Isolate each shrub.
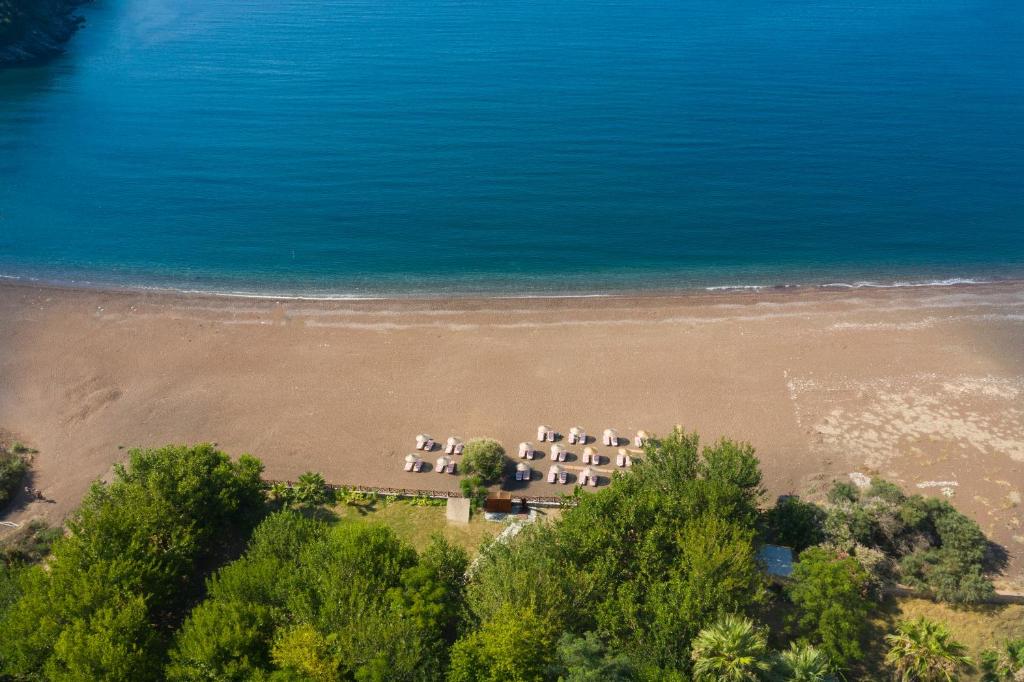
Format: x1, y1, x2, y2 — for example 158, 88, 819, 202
460, 475, 488, 510
764, 497, 826, 552
461, 439, 507, 484
827, 481, 860, 505
0, 451, 28, 508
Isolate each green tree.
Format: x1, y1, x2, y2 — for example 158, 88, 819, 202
169, 512, 447, 681
394, 535, 469, 645
884, 617, 973, 682
0, 444, 266, 680
447, 605, 558, 682
786, 547, 872, 667
461, 439, 507, 484
690, 614, 771, 682
771, 643, 837, 682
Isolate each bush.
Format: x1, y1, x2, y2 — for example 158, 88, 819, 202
819, 478, 995, 604
461, 439, 507, 484
827, 481, 860, 505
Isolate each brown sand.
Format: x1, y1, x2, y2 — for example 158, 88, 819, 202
1, 281, 1022, 582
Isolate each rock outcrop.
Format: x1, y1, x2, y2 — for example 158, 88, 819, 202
0, 0, 91, 68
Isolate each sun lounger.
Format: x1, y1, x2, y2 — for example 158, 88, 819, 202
447, 462, 456, 474
582, 452, 591, 464
616, 453, 626, 467
424, 439, 435, 451
454, 443, 464, 454
547, 471, 556, 483
445, 442, 455, 454
417, 460, 427, 472
589, 475, 597, 487
416, 441, 425, 450
546, 430, 556, 442
568, 433, 577, 445
559, 471, 568, 484
404, 461, 414, 472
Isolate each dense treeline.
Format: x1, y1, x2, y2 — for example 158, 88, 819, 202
0, 0, 89, 67
0, 435, 1019, 681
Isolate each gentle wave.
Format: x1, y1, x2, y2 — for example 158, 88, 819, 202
705, 277, 993, 293
0, 269, 1017, 302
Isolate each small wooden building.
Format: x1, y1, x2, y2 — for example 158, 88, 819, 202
484, 491, 513, 513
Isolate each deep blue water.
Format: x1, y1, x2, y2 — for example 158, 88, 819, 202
1, 0, 1023, 295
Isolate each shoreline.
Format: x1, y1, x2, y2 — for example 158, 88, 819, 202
1, 278, 1022, 583
0, 270, 1020, 305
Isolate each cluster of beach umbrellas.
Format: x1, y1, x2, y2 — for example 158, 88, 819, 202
406, 434, 463, 474
404, 427, 652, 484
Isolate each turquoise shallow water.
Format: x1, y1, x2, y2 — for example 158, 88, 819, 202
1, 0, 1023, 295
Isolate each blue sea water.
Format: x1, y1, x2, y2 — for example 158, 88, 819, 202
1, 0, 1023, 296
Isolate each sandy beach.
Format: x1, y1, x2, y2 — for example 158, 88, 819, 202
1, 280, 1023, 582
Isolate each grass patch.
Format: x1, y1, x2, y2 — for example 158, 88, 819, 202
329, 497, 500, 554
886, 597, 1024, 655
856, 596, 1024, 680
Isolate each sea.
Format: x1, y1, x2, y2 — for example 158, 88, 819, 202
1, 0, 1022, 297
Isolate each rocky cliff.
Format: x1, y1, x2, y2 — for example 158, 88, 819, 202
0, 0, 91, 67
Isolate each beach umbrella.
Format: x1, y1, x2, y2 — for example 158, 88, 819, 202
537, 425, 551, 439
582, 466, 596, 479
405, 453, 419, 464
436, 456, 450, 470
520, 441, 533, 452
583, 446, 597, 457
416, 433, 432, 444
603, 428, 618, 439
516, 462, 529, 472
570, 426, 583, 436
549, 464, 562, 474
446, 436, 462, 447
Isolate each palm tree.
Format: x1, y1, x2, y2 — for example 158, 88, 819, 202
691, 614, 772, 682
981, 638, 1024, 681
884, 618, 973, 682
293, 471, 330, 507
268, 481, 294, 508
772, 643, 838, 682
